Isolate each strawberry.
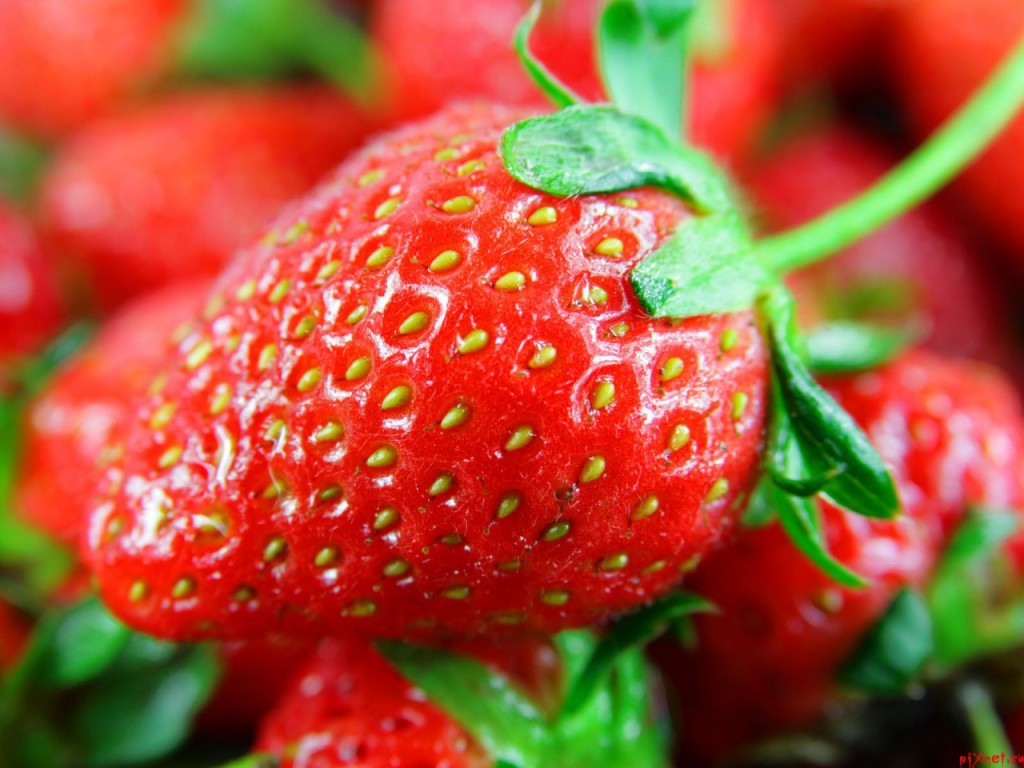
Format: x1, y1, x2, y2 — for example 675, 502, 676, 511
662, 350, 1024, 760
15, 280, 208, 543
82, 101, 770, 641
0, 600, 28, 669
891, 0, 1024, 260
40, 87, 376, 310
746, 125, 1020, 374
370, 0, 781, 164
0, 202, 65, 373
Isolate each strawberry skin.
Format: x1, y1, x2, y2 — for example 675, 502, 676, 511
83, 103, 769, 640
371, 0, 781, 164
0, 0, 186, 136
0, 203, 64, 370
664, 351, 1024, 759
16, 280, 208, 543
892, 0, 1024, 260
746, 125, 1020, 375
40, 87, 376, 310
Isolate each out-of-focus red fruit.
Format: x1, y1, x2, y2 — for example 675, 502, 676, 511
0, 600, 28, 668
40, 87, 376, 310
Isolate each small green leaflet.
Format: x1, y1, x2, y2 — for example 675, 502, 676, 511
512, 2, 580, 109
761, 288, 901, 520
805, 321, 914, 375
838, 588, 934, 695
31, 599, 132, 688
598, 0, 691, 138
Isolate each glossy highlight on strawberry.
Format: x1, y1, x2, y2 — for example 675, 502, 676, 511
83, 103, 769, 641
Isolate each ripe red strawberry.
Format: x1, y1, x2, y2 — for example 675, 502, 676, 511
16, 280, 208, 543
746, 125, 1020, 374
0, 0, 187, 136
40, 87, 376, 310
83, 102, 769, 641
254, 636, 557, 768
663, 351, 1024, 760
0, 600, 28, 669
892, 0, 1024, 260
0, 203, 65, 372
370, 0, 781, 164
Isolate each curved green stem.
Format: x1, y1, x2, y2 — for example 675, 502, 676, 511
754, 30, 1024, 275
957, 679, 1012, 756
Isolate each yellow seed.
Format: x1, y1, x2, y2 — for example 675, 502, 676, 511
366, 445, 398, 468
374, 197, 401, 219
591, 380, 615, 410
366, 245, 395, 269
492, 612, 526, 625
599, 553, 629, 571
668, 424, 691, 451
185, 339, 213, 370
440, 534, 462, 546
721, 329, 739, 352
313, 422, 343, 443
280, 220, 310, 245
149, 373, 167, 396
129, 580, 148, 602
732, 392, 749, 420
315, 260, 342, 284
595, 237, 624, 256
429, 473, 454, 496
171, 321, 194, 345
265, 419, 286, 442
203, 294, 225, 319
269, 279, 291, 304
318, 485, 343, 502
373, 507, 399, 530
504, 425, 534, 451
258, 344, 278, 371
383, 559, 410, 578
528, 206, 557, 226
294, 315, 317, 339
381, 385, 412, 410
494, 271, 526, 291
236, 279, 257, 301
457, 329, 489, 355
457, 159, 485, 176
399, 311, 430, 335
609, 322, 629, 337
441, 195, 475, 214
429, 250, 461, 272
345, 357, 372, 381
496, 492, 521, 519
540, 590, 570, 606
264, 537, 287, 562
584, 285, 608, 305
528, 345, 557, 369
661, 357, 684, 382
149, 403, 176, 430
434, 147, 459, 161
346, 305, 368, 325
705, 478, 729, 504
172, 577, 195, 599
233, 586, 256, 602
296, 367, 322, 392
441, 403, 470, 429
345, 599, 377, 617
618, 196, 638, 208
497, 560, 522, 572
541, 520, 570, 542
158, 445, 183, 469
643, 560, 667, 575
315, 546, 340, 568
442, 585, 470, 600
632, 495, 660, 521
358, 168, 383, 187
579, 455, 606, 484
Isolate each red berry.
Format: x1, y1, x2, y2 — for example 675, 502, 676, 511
663, 351, 1024, 759
40, 87, 376, 310
16, 281, 208, 543
0, 600, 28, 669
83, 103, 769, 641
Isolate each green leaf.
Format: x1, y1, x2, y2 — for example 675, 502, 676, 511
73, 645, 220, 767
512, 2, 580, 108
377, 641, 548, 768
765, 480, 869, 589
630, 212, 771, 318
33, 599, 131, 687
501, 105, 732, 210
762, 288, 900, 519
838, 589, 934, 695
805, 322, 914, 375
559, 592, 714, 719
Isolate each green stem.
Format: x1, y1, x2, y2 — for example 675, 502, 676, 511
957, 679, 1012, 755
215, 755, 280, 768
754, 30, 1024, 275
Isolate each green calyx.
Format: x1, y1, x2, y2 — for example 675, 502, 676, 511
171, 0, 383, 109
378, 594, 712, 768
